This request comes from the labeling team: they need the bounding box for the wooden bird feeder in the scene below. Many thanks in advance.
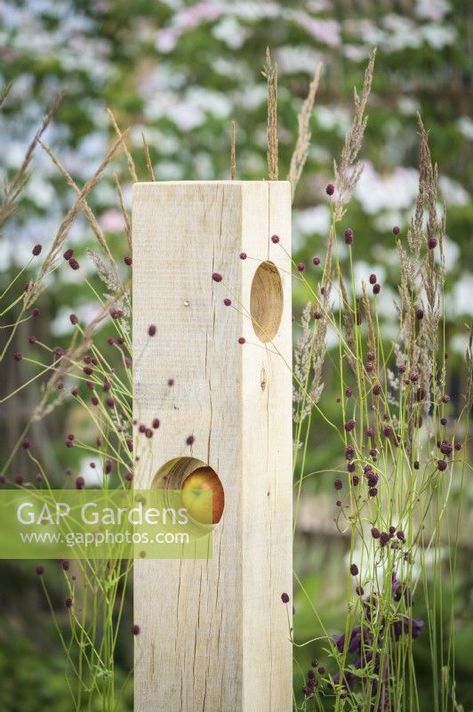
[132,181,292,711]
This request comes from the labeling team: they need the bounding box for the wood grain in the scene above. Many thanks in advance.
[132,181,292,711]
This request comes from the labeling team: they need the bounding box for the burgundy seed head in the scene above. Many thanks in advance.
[371,527,380,539]
[369,273,377,285]
[344,419,356,432]
[65,597,73,608]
[168,378,175,387]
[344,227,353,245]
[152,418,160,429]
[440,416,447,426]
[389,525,396,535]
[373,283,381,295]
[21,438,31,450]
[75,476,85,490]
[350,563,359,576]
[145,429,153,438]
[32,244,42,256]
[414,460,420,469]
[297,262,305,272]
[380,531,390,546]
[345,445,355,460]
[427,237,437,249]
[238,337,246,344]
[223,298,232,306]
[454,441,462,451]
[124,255,132,266]
[132,624,140,635]
[312,256,320,266]
[69,257,80,270]
[28,335,37,344]
[416,308,424,320]
[271,234,280,244]
[392,226,400,235]
[35,565,45,576]
[105,460,113,475]
[325,183,335,196]
[70,313,79,325]
[334,479,343,491]
[239,252,247,260]
[14,351,23,362]
[138,424,146,433]
[347,461,356,473]
[345,386,353,397]
[368,487,378,497]
[281,592,290,603]
[64,248,74,260]
[396,530,405,542]
[148,324,157,337]
[32,307,40,317]
[15,474,24,485]
[442,394,451,403]
[352,475,360,486]
[383,425,392,437]
[212,272,223,282]
[186,435,195,446]
[356,585,364,596]
[373,384,381,396]
[314,309,322,320]
[105,397,115,408]
[437,459,447,472]
[409,371,419,382]
[91,396,99,405]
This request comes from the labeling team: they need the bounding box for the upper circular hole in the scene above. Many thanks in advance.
[250,261,283,342]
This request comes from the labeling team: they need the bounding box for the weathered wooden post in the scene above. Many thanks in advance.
[132,181,292,711]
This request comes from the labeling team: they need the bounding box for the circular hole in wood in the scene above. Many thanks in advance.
[250,261,283,342]
[152,457,224,525]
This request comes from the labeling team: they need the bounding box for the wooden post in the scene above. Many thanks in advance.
[132,181,292,711]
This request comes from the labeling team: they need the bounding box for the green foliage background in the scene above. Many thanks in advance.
[0,1,472,709]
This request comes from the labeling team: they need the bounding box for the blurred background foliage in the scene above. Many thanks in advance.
[0,0,472,709]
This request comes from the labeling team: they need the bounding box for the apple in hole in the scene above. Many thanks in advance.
[181,467,224,524]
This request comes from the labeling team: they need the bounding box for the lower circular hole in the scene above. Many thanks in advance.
[152,457,225,524]
[250,261,283,343]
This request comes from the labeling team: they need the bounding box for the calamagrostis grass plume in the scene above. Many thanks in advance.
[27,132,128,306]
[333,48,376,220]
[288,61,324,200]
[0,91,63,228]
